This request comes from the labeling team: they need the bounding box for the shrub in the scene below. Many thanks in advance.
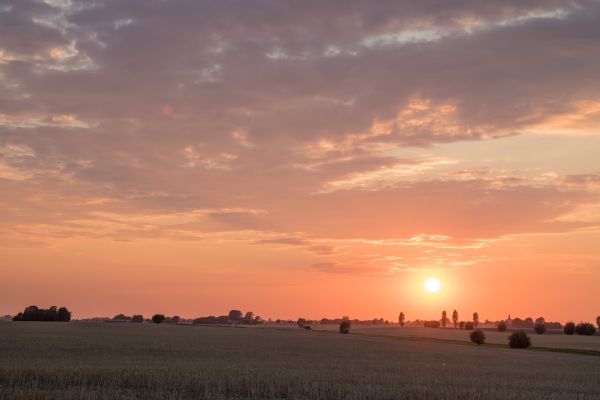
[497,321,507,332]
[131,315,144,323]
[151,314,165,324]
[470,329,485,345]
[339,319,351,334]
[304,325,312,330]
[575,322,597,336]
[459,321,465,329]
[509,330,531,349]
[424,320,440,328]
[534,322,546,335]
[464,321,475,331]
[564,321,575,335]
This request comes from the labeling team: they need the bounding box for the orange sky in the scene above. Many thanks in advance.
[1,1,599,323]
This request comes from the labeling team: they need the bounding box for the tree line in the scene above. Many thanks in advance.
[12,305,71,322]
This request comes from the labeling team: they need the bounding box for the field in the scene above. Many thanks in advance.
[0,322,599,399]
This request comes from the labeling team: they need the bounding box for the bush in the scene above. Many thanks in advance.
[575,322,597,336]
[497,321,507,332]
[464,321,475,331]
[459,321,465,329]
[470,329,485,345]
[564,321,575,335]
[304,325,312,330]
[151,314,165,324]
[424,320,440,328]
[509,330,531,349]
[534,322,546,334]
[339,319,351,334]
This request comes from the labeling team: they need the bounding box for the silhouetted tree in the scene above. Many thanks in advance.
[575,322,597,336]
[470,329,485,345]
[459,321,465,329]
[399,312,405,327]
[509,330,531,348]
[170,316,181,324]
[297,318,306,328]
[472,312,479,328]
[452,310,459,328]
[12,305,71,322]
[131,315,144,323]
[228,310,242,323]
[339,317,351,334]
[464,321,474,330]
[535,317,545,325]
[424,320,440,328]
[441,310,447,328]
[497,321,507,332]
[534,322,546,334]
[244,311,254,323]
[113,314,131,321]
[57,307,71,322]
[564,321,576,335]
[597,316,600,329]
[151,314,165,324]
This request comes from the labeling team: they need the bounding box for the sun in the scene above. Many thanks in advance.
[424,277,441,293]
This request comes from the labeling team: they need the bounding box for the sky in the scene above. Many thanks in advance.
[1,0,599,323]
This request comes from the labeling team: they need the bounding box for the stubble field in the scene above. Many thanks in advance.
[0,322,598,399]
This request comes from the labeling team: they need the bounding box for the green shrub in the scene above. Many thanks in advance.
[534,323,546,334]
[564,321,575,335]
[509,330,531,349]
[470,329,485,345]
[339,319,351,334]
[497,321,507,332]
[575,322,597,336]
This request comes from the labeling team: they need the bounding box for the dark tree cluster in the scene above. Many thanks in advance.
[12,305,71,322]
[339,317,351,334]
[575,322,597,336]
[424,320,440,328]
[193,310,263,325]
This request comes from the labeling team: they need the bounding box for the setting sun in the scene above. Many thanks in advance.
[424,277,442,293]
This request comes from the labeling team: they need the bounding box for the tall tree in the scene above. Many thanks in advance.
[452,310,459,328]
[473,312,479,328]
[399,312,405,327]
[596,315,600,328]
[228,310,242,322]
[441,310,447,328]
[57,307,71,322]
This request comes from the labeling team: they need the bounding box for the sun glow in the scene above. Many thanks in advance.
[424,277,441,293]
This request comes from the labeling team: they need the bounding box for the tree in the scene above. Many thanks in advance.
[509,330,531,348]
[297,318,306,328]
[131,315,144,323]
[472,312,479,328]
[399,312,405,327]
[244,311,254,324]
[113,314,131,321]
[459,321,465,329]
[441,311,447,328]
[575,322,597,336]
[12,305,71,322]
[534,322,546,334]
[535,317,545,325]
[170,316,181,324]
[470,329,485,345]
[57,307,71,322]
[151,314,165,324]
[564,321,576,335]
[452,310,459,328]
[597,316,600,329]
[497,321,507,332]
[464,321,475,331]
[228,310,242,322]
[339,317,351,334]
